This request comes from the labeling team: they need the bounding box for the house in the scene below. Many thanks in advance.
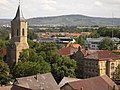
[58,47,78,57]
[59,77,80,88]
[72,47,120,79]
[61,75,119,90]
[13,73,60,90]
[81,32,92,36]
[86,37,120,50]
[66,42,80,49]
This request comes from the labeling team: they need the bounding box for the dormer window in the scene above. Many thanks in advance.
[22,28,24,36]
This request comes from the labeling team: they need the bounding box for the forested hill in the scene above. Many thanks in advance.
[1,14,120,26]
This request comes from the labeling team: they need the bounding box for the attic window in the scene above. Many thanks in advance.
[22,28,24,36]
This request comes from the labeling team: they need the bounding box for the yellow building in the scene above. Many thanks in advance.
[8,4,29,65]
[72,47,120,79]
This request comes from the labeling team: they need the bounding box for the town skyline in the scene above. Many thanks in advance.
[0,0,120,19]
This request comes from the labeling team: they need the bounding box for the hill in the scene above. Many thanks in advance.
[0,14,120,26]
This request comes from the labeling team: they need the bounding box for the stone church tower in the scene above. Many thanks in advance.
[8,4,29,64]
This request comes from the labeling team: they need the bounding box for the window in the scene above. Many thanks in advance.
[17,29,19,36]
[111,72,114,76]
[111,63,114,70]
[22,28,25,36]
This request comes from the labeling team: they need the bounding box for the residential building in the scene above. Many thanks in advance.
[61,75,119,90]
[86,37,120,50]
[0,73,60,90]
[59,77,80,88]
[66,42,80,49]
[86,37,103,50]
[58,47,78,57]
[13,73,60,90]
[72,47,120,79]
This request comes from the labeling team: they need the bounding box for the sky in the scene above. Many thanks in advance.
[0,0,120,19]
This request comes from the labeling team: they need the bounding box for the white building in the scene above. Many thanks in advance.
[86,37,120,50]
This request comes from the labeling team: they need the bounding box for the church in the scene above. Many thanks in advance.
[7,4,29,65]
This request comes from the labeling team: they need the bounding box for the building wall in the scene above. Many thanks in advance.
[61,84,73,90]
[9,20,29,64]
[72,50,120,79]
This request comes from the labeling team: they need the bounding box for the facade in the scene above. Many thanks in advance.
[7,5,29,64]
[86,37,120,50]
[72,48,120,79]
[61,75,119,90]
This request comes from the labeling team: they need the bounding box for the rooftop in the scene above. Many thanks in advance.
[14,73,60,90]
[61,75,119,90]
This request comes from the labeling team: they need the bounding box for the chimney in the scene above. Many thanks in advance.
[78,46,82,52]
[35,74,38,80]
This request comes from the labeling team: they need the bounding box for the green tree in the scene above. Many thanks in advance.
[0,61,11,86]
[75,36,85,46]
[99,38,116,50]
[51,56,76,83]
[12,61,51,78]
[89,31,100,38]
[28,30,38,40]
[18,41,76,83]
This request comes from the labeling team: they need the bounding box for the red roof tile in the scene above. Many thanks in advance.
[58,48,78,56]
[85,50,120,60]
[62,75,119,90]
[66,42,80,49]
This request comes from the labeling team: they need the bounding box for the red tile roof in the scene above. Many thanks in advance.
[58,48,78,56]
[62,75,119,90]
[84,50,120,60]
[66,42,80,49]
[81,32,92,36]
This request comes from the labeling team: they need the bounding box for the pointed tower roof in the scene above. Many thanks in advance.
[13,4,26,21]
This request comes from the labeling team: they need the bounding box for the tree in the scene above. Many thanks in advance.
[0,61,11,86]
[89,31,100,38]
[99,38,116,51]
[12,61,51,78]
[75,36,85,46]
[28,30,38,40]
[18,41,76,83]
[51,56,76,83]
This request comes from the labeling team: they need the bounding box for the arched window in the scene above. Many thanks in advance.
[111,63,114,70]
[22,28,24,36]
[17,29,19,36]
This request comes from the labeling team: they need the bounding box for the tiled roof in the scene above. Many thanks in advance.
[59,77,80,88]
[72,44,80,49]
[62,75,119,90]
[66,42,80,49]
[84,50,120,60]
[81,32,92,35]
[14,73,60,90]
[58,47,78,56]
[0,86,12,90]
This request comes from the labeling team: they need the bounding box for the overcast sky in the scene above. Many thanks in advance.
[0,0,120,19]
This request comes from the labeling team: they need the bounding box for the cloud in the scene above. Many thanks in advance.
[0,0,8,5]
[40,0,57,11]
[94,1,103,7]
[1,0,120,18]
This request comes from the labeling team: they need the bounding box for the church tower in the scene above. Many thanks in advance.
[9,4,29,64]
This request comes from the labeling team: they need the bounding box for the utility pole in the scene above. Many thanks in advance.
[112,13,114,38]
